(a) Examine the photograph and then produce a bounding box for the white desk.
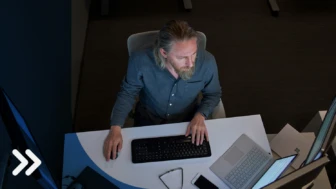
[63,114,332,188]
[63,115,271,189]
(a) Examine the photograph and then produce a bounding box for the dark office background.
[0,0,335,188]
[0,0,71,188]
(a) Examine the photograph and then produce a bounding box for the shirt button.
[169,103,172,106]
[172,94,174,96]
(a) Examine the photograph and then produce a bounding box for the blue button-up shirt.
[110,47,222,127]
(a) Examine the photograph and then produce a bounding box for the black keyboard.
[131,135,211,163]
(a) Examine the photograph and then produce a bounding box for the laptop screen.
[305,97,336,165]
[313,151,322,161]
[252,154,296,189]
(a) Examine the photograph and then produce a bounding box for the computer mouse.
[110,152,119,160]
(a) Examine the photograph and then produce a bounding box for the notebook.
[210,134,297,189]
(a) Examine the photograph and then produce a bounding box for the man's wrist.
[110,125,121,132]
[196,112,206,120]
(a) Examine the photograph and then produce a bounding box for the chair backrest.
[127,30,207,56]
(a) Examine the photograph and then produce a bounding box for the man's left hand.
[185,112,209,146]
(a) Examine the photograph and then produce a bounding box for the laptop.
[210,134,297,189]
[68,166,120,189]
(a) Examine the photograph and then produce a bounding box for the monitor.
[303,96,336,166]
[0,87,59,189]
[263,155,330,189]
[321,114,336,154]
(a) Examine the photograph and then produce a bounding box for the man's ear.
[159,48,168,59]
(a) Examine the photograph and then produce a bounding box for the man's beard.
[169,60,195,80]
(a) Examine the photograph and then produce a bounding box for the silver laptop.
[210,134,297,189]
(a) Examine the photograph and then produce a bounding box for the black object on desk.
[110,152,119,160]
[131,135,211,163]
[67,166,119,189]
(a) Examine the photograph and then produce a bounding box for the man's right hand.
[103,125,123,161]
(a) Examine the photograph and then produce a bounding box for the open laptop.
[210,134,297,189]
[67,166,119,189]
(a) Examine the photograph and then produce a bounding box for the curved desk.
[62,115,271,189]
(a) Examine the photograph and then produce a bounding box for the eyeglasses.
[159,167,184,189]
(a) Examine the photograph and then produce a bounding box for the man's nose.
[186,57,193,67]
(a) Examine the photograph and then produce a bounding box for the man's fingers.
[192,128,196,144]
[118,140,123,152]
[107,142,112,161]
[200,131,204,145]
[205,129,209,141]
[112,143,118,160]
[196,129,201,146]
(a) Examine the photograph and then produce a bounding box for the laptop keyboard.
[225,147,270,189]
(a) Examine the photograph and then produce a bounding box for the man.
[103,20,222,161]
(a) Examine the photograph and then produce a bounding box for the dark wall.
[72,0,91,118]
[0,0,71,188]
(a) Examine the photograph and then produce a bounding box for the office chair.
[124,30,226,127]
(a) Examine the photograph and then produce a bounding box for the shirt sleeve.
[110,53,144,127]
[197,55,222,118]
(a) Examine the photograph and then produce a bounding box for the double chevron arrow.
[12,149,41,176]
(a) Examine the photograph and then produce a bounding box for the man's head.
[153,20,199,80]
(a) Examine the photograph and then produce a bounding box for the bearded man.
[103,20,222,161]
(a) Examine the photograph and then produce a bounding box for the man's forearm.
[110,90,138,127]
[197,92,221,118]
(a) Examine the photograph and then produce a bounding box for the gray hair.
[153,20,199,69]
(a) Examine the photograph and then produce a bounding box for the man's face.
[161,38,198,80]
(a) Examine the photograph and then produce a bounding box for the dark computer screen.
[0,88,58,189]
[304,96,336,166]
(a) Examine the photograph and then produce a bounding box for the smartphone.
[191,173,218,189]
